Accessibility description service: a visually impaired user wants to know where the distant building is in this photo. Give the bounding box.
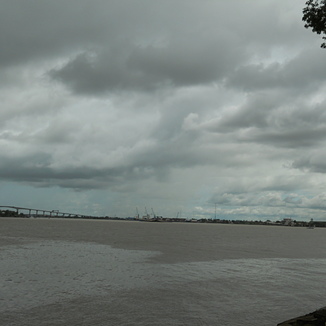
[282,218,294,226]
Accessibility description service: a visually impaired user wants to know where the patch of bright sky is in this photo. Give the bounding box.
[249,46,300,67]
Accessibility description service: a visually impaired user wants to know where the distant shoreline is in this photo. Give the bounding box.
[0,214,323,228]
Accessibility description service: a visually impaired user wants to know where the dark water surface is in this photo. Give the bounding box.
[1,218,326,325]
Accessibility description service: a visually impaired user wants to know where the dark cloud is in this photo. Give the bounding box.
[227,48,326,92]
[0,153,144,190]
[209,91,326,149]
[0,1,98,66]
[238,127,326,148]
[292,153,326,173]
[2,0,326,219]
[49,30,243,94]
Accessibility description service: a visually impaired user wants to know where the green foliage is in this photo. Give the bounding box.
[303,0,326,48]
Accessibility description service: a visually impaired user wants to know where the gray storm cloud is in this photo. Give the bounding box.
[1,0,326,219]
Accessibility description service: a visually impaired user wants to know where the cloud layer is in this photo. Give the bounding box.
[1,0,326,219]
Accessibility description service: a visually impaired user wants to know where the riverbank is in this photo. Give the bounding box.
[0,209,322,228]
[278,307,326,325]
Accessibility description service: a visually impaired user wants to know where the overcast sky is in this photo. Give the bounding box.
[1,0,326,220]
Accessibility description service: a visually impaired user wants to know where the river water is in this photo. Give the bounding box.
[1,218,326,325]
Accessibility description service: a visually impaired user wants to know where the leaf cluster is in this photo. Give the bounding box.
[302,0,326,48]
